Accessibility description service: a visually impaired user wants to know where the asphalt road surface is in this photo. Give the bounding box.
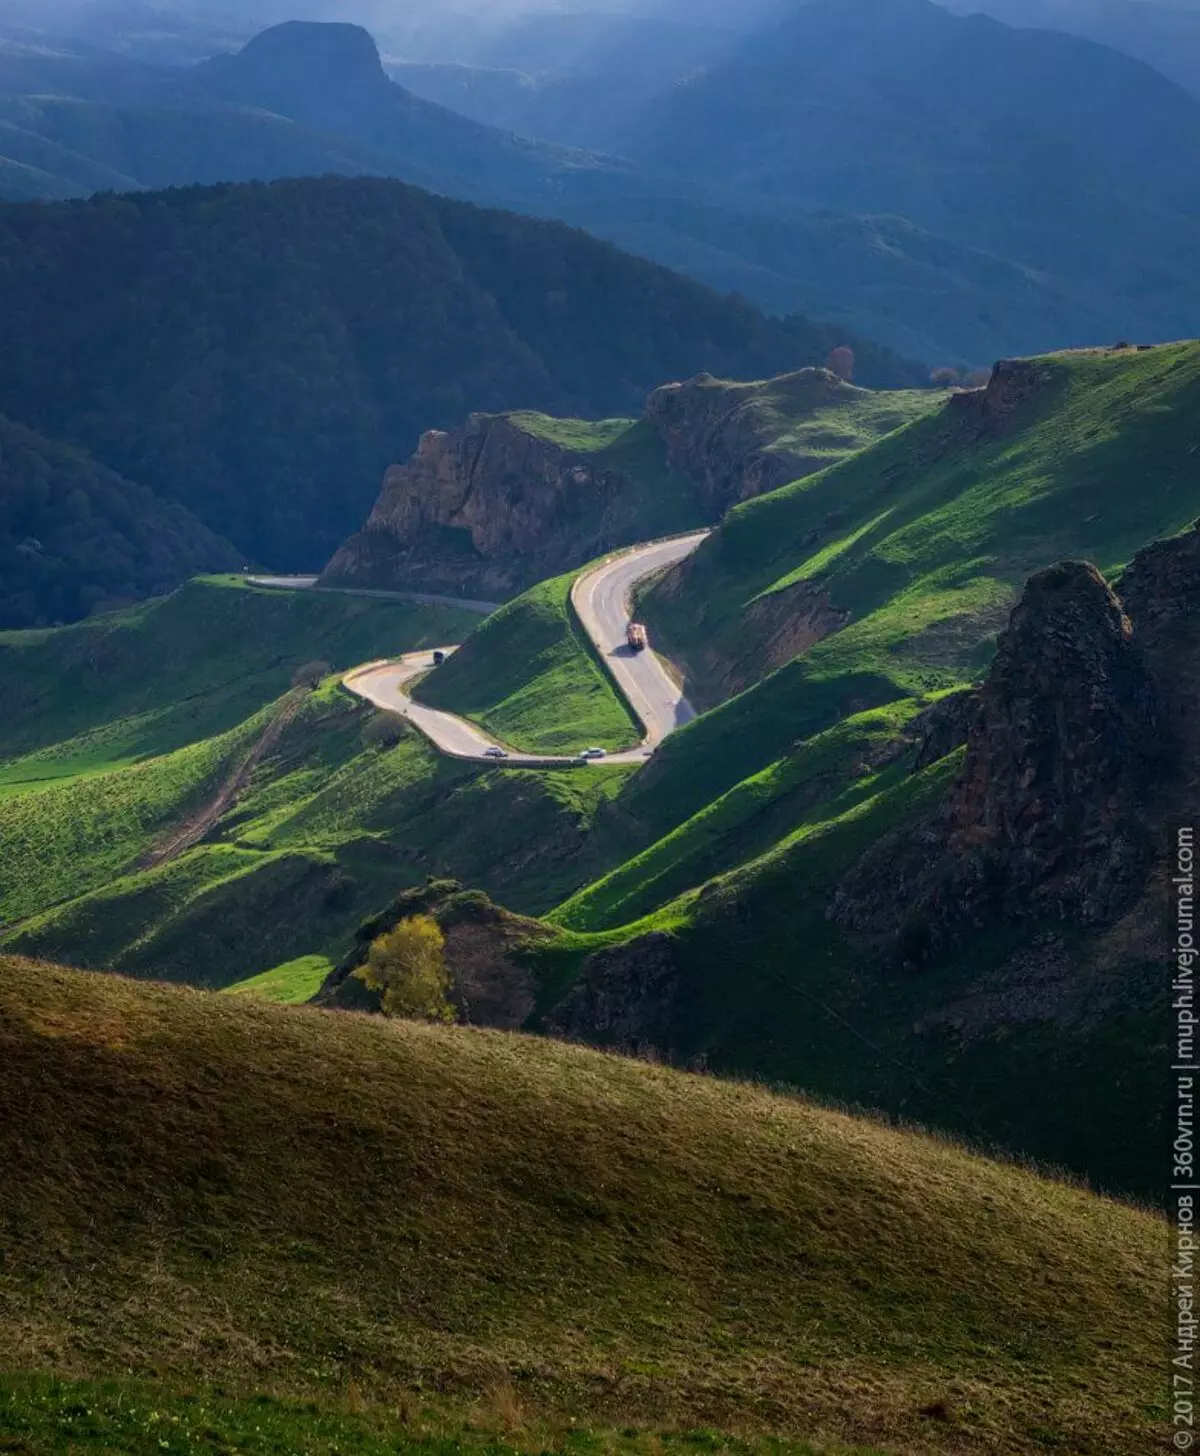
[570,532,708,748]
[342,533,708,767]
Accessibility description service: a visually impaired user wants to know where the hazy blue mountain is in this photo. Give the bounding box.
[193,21,632,208]
[3,7,1199,363]
[612,0,1200,350]
[941,0,1200,96]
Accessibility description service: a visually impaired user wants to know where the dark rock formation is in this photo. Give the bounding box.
[831,554,1170,954]
[1117,518,1200,767]
[644,367,855,515]
[910,688,979,772]
[319,879,549,1029]
[947,357,1055,434]
[946,561,1161,915]
[545,932,683,1055]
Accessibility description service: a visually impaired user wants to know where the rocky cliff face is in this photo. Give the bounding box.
[545,932,683,1056]
[947,356,1056,433]
[644,367,857,515]
[830,547,1180,955]
[320,366,898,598]
[556,527,1200,1064]
[320,413,688,597]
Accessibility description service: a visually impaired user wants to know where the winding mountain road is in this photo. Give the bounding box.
[341,532,708,767]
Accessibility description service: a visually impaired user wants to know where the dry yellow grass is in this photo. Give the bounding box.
[0,957,1164,1454]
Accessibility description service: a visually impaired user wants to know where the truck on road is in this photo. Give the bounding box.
[626,622,648,652]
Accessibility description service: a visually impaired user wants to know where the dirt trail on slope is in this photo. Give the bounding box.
[138,689,309,871]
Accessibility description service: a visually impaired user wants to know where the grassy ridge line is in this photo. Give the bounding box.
[550,701,924,933]
[0,960,1164,1453]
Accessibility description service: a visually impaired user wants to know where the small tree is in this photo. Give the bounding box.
[355,915,455,1022]
[362,711,406,751]
[929,366,961,389]
[826,345,855,381]
[293,659,331,689]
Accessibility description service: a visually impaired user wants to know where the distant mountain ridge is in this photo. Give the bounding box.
[2,8,1200,361]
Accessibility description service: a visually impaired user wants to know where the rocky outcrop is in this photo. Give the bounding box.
[545,932,683,1056]
[947,357,1055,434]
[645,367,865,516]
[1117,519,1200,763]
[320,365,902,597]
[831,553,1174,955]
[320,880,550,1029]
[320,413,697,598]
[910,688,979,772]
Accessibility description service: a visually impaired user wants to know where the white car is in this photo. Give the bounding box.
[483,746,510,759]
[579,747,607,760]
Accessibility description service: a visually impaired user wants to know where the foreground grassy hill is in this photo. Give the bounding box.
[0,959,1163,1454]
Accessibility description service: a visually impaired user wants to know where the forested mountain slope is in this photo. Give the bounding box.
[0,415,239,629]
[0,175,913,587]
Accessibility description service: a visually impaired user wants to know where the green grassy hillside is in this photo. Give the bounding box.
[658,368,938,484]
[550,700,925,934]
[415,571,641,753]
[0,576,480,779]
[3,681,631,987]
[531,733,1164,1198]
[0,579,626,981]
[0,959,1163,1454]
[634,343,1200,833]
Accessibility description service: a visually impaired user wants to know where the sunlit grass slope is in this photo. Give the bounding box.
[634,343,1200,833]
[551,700,925,933]
[415,571,640,753]
[0,960,1163,1454]
[0,576,480,782]
[4,686,631,985]
[667,368,937,478]
[536,743,1162,1199]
